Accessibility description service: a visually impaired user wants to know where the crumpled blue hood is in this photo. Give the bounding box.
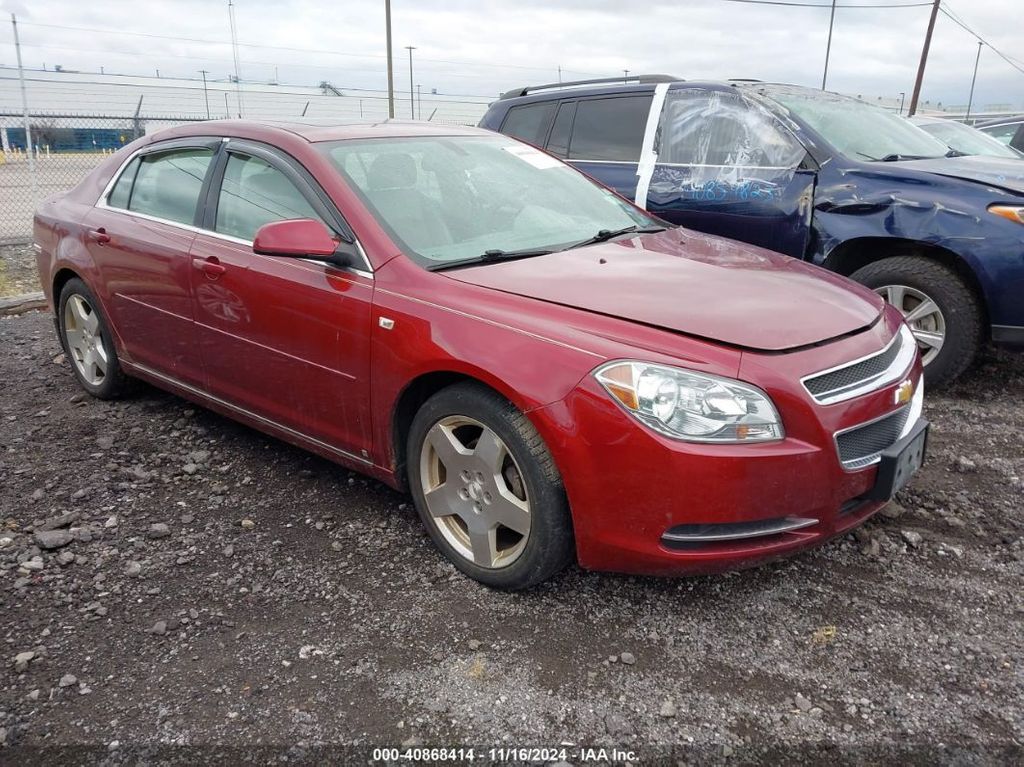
[898,155,1024,196]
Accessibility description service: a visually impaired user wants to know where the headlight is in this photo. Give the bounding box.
[989,205,1024,225]
[594,361,784,443]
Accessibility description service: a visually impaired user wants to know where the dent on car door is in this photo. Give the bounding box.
[189,144,373,458]
[83,142,217,385]
[641,88,816,258]
[555,94,653,200]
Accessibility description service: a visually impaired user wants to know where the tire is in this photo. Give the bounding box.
[850,256,982,387]
[57,277,132,399]
[407,382,574,590]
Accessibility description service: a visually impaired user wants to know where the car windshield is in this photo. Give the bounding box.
[319,135,656,266]
[916,120,1022,159]
[769,90,950,161]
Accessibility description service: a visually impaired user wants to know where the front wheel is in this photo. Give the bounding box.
[407,383,574,590]
[850,256,983,387]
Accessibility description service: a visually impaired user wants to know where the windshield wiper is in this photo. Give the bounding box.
[563,224,667,251]
[426,247,556,272]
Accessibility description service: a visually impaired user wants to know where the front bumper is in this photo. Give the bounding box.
[528,320,925,577]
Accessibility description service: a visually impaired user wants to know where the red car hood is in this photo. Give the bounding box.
[445,230,884,352]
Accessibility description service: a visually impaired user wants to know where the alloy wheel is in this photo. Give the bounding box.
[875,284,946,366]
[418,415,531,569]
[63,294,109,386]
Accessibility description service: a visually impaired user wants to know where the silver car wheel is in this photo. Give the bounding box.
[875,284,946,366]
[63,294,109,386]
[419,415,531,569]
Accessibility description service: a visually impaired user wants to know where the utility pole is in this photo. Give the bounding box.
[821,0,837,90]
[11,14,36,195]
[557,65,562,82]
[898,91,906,115]
[908,0,940,117]
[385,0,395,118]
[416,84,422,120]
[623,69,629,82]
[199,69,211,119]
[228,0,244,117]
[405,46,416,118]
[965,41,983,122]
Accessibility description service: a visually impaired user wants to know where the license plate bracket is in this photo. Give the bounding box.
[867,419,929,502]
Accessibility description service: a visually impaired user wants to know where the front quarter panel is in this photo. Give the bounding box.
[813,163,1024,328]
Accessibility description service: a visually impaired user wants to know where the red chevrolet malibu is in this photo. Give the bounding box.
[33,120,927,589]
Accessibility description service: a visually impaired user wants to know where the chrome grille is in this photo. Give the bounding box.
[835,406,911,470]
[802,327,914,405]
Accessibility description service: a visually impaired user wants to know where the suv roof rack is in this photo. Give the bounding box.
[499,74,682,100]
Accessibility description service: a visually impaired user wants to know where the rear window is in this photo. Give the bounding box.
[500,102,557,146]
[568,96,652,162]
[126,148,214,225]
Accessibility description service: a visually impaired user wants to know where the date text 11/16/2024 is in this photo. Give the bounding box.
[371,746,639,762]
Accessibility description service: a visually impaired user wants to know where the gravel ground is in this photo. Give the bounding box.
[0,244,41,298]
[1,309,1022,764]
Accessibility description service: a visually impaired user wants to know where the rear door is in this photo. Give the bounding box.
[545,94,653,201]
[189,140,374,458]
[644,87,816,258]
[84,139,218,385]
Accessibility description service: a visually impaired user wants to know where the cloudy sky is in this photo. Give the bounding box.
[2,0,1021,109]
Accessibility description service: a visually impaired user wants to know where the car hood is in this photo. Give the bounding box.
[897,155,1024,195]
[444,230,884,352]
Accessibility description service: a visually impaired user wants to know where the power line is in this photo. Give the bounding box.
[16,20,603,77]
[939,4,1024,78]
[716,0,931,7]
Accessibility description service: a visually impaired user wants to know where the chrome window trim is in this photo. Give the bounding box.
[832,380,923,472]
[125,361,373,467]
[801,324,916,405]
[94,140,374,278]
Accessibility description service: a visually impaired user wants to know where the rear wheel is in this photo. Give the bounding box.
[850,256,982,387]
[407,383,573,590]
[58,278,132,399]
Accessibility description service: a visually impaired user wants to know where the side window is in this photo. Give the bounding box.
[979,122,1020,146]
[568,95,652,162]
[128,148,214,225]
[546,102,576,158]
[107,157,140,209]
[500,102,557,146]
[657,89,806,169]
[215,153,324,241]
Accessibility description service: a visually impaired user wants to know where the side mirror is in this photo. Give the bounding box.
[253,219,353,267]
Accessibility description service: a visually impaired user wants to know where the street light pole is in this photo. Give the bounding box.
[405,46,416,118]
[199,69,211,119]
[898,91,906,115]
[965,41,983,122]
[416,84,422,120]
[822,0,837,90]
[908,0,941,117]
[385,0,395,118]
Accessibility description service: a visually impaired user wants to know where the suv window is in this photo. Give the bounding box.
[500,102,557,146]
[127,148,214,225]
[658,89,805,169]
[979,122,1021,146]
[568,95,652,162]
[215,153,324,241]
[547,102,576,158]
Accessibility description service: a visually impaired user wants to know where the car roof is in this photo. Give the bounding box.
[975,115,1024,128]
[150,118,491,144]
[495,78,860,107]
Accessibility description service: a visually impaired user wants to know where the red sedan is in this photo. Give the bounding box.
[33,120,927,589]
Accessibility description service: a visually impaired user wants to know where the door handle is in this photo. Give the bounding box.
[193,256,227,278]
[87,228,111,245]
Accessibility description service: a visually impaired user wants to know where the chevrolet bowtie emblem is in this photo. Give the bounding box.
[895,379,914,405]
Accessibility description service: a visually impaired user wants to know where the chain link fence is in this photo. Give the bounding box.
[0,112,204,244]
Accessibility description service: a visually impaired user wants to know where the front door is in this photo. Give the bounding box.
[642,87,816,258]
[189,142,373,457]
